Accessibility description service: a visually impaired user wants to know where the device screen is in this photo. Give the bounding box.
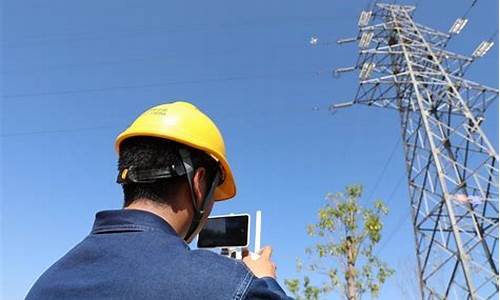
[197,215,249,248]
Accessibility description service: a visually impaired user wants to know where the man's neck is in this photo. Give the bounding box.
[125,199,191,238]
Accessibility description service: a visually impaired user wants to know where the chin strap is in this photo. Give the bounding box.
[178,148,221,243]
[117,147,220,243]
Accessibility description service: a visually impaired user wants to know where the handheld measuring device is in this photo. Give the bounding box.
[197,211,262,260]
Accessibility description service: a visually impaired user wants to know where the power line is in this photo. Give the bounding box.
[3,70,315,99]
[376,210,411,256]
[365,0,375,11]
[374,175,408,256]
[462,0,478,18]
[487,29,499,41]
[2,42,307,75]
[364,137,402,203]
[385,174,407,206]
[361,140,408,257]
[2,16,345,48]
[0,125,114,138]
[1,102,315,137]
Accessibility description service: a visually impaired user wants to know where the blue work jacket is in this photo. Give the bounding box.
[26,209,293,300]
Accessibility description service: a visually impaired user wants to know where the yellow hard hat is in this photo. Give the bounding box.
[115,101,236,201]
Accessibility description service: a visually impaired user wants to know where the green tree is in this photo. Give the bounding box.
[285,185,394,300]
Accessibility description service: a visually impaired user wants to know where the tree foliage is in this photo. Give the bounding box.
[285,185,394,300]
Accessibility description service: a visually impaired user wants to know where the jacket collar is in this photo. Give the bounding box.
[92,209,186,246]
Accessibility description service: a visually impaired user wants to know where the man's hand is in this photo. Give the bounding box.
[243,246,277,279]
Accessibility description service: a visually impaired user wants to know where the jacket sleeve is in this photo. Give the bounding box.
[243,277,295,300]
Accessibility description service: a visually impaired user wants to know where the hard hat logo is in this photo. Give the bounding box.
[115,101,236,201]
[144,106,171,116]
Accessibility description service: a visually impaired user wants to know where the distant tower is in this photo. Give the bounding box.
[334,3,498,299]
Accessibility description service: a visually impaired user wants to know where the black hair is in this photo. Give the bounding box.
[118,136,219,207]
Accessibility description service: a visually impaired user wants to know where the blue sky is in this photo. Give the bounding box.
[1,0,498,299]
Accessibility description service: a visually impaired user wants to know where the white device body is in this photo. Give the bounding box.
[197,211,262,260]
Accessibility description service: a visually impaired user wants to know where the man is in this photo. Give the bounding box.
[26,101,293,299]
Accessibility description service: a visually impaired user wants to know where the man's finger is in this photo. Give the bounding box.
[260,246,273,259]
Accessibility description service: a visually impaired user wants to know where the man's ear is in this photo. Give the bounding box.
[192,167,207,206]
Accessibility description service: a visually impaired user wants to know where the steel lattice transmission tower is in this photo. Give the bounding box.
[332,3,499,299]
